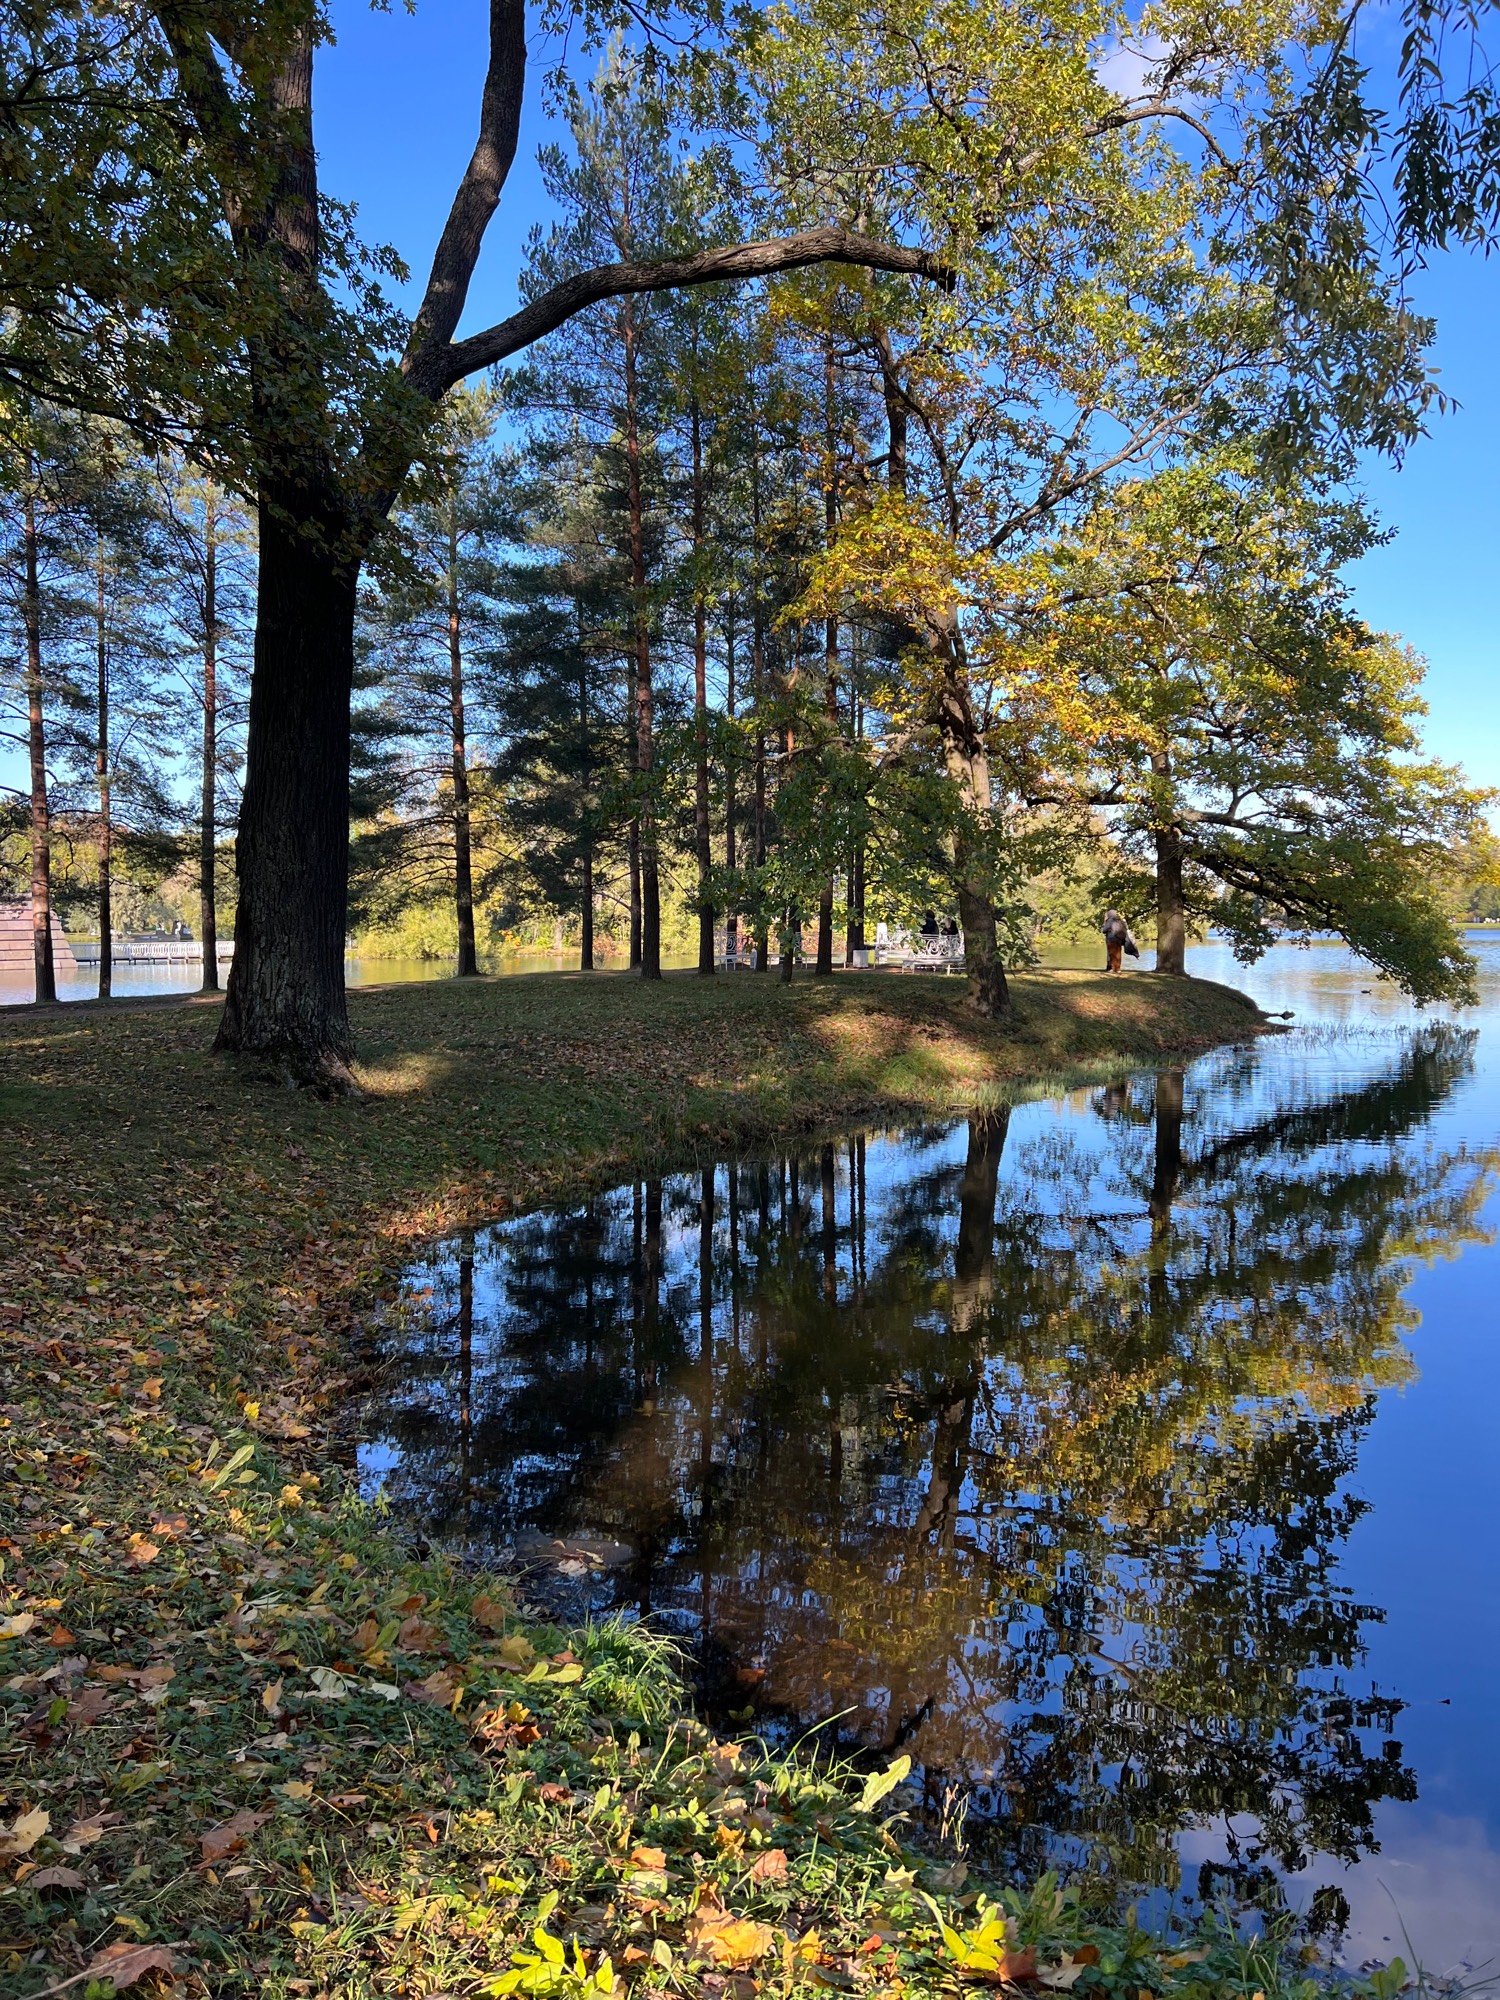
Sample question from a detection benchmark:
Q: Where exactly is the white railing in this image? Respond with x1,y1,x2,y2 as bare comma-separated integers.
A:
69,939,236,966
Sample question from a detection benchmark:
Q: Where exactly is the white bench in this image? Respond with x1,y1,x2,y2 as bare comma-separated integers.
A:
901,934,965,973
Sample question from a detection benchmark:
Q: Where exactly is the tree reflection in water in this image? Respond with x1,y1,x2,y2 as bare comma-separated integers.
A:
365,1023,1497,1919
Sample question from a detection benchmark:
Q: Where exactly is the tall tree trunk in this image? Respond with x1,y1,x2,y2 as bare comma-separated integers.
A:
846,640,865,962
215,495,358,1086
875,330,1010,1021
199,486,220,994
936,656,1013,1021
1152,750,1187,975
691,384,714,975
94,537,113,1001
577,592,594,970
448,502,479,977
724,594,738,962
23,485,55,1006
751,454,769,973
815,336,838,977
628,819,642,968
622,294,660,979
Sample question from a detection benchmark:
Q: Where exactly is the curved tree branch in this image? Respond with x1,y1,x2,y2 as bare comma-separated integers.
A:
425,229,956,393
403,0,526,391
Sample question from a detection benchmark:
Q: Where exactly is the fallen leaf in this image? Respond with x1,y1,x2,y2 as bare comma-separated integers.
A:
471,1591,509,1631
497,1633,536,1669
68,1686,114,1730
0,1807,49,1859
405,1667,459,1707
261,1678,284,1716
47,1625,78,1647
0,1612,36,1639
84,1941,179,1990
997,1946,1038,1985
748,1848,789,1884
200,1810,270,1863
277,1781,314,1802
690,1914,777,1968
536,1782,572,1804
60,1812,121,1853
630,1846,668,1871
137,1664,174,1688
31,1865,87,1891
125,1536,160,1567
397,1615,443,1654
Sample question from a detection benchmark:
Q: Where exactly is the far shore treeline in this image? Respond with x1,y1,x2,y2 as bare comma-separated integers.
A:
4,2,1500,1085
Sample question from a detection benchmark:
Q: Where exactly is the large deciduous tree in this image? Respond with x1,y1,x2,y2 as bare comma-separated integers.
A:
4,1,948,1084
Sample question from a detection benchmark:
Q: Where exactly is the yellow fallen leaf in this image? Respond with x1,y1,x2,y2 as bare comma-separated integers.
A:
0,1807,49,1859
0,1612,36,1640
690,1913,776,1967
278,1781,314,1801
262,1678,284,1716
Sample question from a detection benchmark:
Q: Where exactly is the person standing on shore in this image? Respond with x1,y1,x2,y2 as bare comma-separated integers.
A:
1102,909,1139,973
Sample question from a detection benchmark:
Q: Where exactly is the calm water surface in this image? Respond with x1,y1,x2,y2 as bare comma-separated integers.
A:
360,940,1500,1973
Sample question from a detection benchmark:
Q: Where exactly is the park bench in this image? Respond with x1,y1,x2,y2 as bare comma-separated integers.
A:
901,933,965,973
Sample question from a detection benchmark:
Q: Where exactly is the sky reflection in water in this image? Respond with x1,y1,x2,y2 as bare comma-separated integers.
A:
361,939,1500,1973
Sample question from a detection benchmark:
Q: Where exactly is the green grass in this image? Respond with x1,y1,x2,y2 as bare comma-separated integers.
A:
5,964,1393,2000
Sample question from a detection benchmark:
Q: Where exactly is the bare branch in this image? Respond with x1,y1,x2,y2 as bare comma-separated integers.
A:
430,229,956,392
403,0,527,395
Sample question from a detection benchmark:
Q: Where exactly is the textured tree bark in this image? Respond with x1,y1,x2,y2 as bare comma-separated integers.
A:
750,447,769,972
214,495,358,1086
448,506,479,977
1153,751,1187,976
815,338,838,978
724,595,738,963
199,487,220,994
580,846,594,970
691,387,714,975
936,666,1013,1021
622,294,661,979
94,538,113,1001
23,486,55,1007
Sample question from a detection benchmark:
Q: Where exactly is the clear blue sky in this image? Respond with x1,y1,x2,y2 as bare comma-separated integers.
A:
315,1,1498,793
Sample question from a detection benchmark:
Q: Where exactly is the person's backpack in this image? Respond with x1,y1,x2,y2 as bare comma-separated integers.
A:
1123,930,1140,958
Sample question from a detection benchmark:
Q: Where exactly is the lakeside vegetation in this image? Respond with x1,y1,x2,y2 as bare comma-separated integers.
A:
0,969,1351,2000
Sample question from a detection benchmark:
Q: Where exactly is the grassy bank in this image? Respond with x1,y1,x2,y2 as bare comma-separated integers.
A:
2,966,1377,2000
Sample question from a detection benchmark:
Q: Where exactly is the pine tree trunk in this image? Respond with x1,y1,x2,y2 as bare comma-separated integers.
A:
1153,753,1187,976
95,538,113,1001
724,596,738,963
580,846,594,970
751,437,769,972
691,388,714,975
23,485,55,1007
448,508,479,978
628,821,642,968
214,493,358,1087
622,295,660,979
815,339,838,978
199,489,220,994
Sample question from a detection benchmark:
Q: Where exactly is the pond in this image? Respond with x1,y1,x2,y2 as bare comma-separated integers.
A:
360,938,1500,1975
